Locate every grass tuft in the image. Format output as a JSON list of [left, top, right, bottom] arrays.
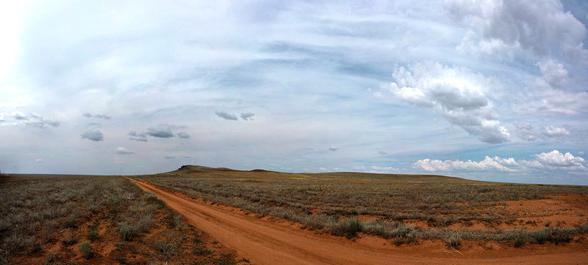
[[329, 218, 363, 238], [79, 241, 92, 259]]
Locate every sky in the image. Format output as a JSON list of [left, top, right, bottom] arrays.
[[0, 0, 587, 184]]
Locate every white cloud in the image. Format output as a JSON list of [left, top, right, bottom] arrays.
[[386, 62, 510, 143], [83, 113, 111, 120], [0, 112, 59, 128], [543, 125, 570, 137], [115, 147, 133, 155], [415, 150, 586, 172], [415, 156, 518, 172], [535, 150, 584, 169]]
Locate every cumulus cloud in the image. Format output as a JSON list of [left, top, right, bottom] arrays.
[[415, 150, 585, 172], [0, 112, 60, 128], [115, 147, 134, 155], [447, 0, 588, 116], [447, 0, 588, 59], [543, 126, 570, 137], [415, 156, 518, 172], [215, 111, 238, 121], [386, 62, 510, 143], [83, 113, 111, 119], [516, 124, 569, 140], [535, 150, 584, 169], [240, 112, 255, 121], [81, 129, 104, 142]]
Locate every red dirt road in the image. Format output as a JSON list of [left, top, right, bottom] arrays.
[[131, 179, 588, 265]]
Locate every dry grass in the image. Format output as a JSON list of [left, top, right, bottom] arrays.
[[0, 174, 240, 265], [142, 165, 588, 248]]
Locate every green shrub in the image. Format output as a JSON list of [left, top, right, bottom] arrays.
[[329, 219, 363, 238], [214, 253, 238, 265], [88, 226, 98, 241], [532, 229, 548, 244], [44, 253, 57, 265], [531, 227, 573, 245], [154, 240, 177, 257], [193, 246, 213, 256], [503, 230, 530, 248], [136, 215, 153, 233], [578, 223, 588, 233], [146, 194, 166, 209], [444, 233, 461, 249], [79, 241, 92, 259], [118, 223, 137, 241]]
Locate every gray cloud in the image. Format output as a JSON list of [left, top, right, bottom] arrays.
[[215, 111, 238, 121], [515, 123, 570, 141], [176, 132, 191, 139], [543, 126, 570, 137], [516, 123, 538, 142], [128, 131, 148, 142], [129, 125, 189, 141], [81, 129, 104, 141], [147, 126, 174, 138], [83, 113, 111, 119], [13, 112, 28, 120], [447, 0, 587, 59], [537, 59, 569, 88], [240, 112, 255, 121]]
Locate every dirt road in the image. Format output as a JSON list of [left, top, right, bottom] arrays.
[[131, 179, 588, 265]]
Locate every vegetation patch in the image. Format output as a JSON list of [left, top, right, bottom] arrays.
[[0, 175, 239, 264], [144, 167, 588, 248]]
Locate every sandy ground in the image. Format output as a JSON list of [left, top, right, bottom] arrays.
[[131, 179, 588, 265]]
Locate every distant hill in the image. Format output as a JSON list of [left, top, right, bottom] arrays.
[[171, 164, 474, 184]]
